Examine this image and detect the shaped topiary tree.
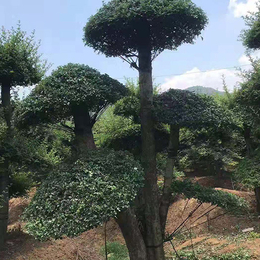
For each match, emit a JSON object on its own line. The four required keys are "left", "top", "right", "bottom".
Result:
{"left": 154, "top": 89, "right": 233, "bottom": 229}
{"left": 18, "top": 63, "right": 126, "bottom": 153}
{"left": 23, "top": 149, "right": 144, "bottom": 240}
{"left": 84, "top": 1, "right": 208, "bottom": 259}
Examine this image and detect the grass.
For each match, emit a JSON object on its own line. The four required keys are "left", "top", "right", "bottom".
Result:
{"left": 102, "top": 239, "right": 253, "bottom": 260}
{"left": 100, "top": 241, "right": 129, "bottom": 260}
{"left": 170, "top": 249, "right": 251, "bottom": 260}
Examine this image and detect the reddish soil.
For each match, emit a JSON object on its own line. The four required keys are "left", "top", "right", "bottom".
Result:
{"left": 1, "top": 178, "right": 260, "bottom": 260}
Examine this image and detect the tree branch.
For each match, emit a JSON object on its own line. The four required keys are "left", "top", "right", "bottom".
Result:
{"left": 60, "top": 122, "right": 74, "bottom": 132}
{"left": 152, "top": 50, "right": 163, "bottom": 61}
{"left": 120, "top": 56, "right": 139, "bottom": 71}
{"left": 164, "top": 202, "right": 203, "bottom": 242}
{"left": 160, "top": 125, "right": 180, "bottom": 232}
{"left": 125, "top": 52, "right": 139, "bottom": 58}
{"left": 90, "top": 103, "right": 109, "bottom": 127}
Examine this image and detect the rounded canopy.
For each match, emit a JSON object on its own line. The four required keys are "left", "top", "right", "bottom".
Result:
{"left": 40, "top": 63, "right": 126, "bottom": 111}
{"left": 23, "top": 149, "right": 144, "bottom": 240}
{"left": 154, "top": 89, "right": 231, "bottom": 128}
{"left": 84, "top": 0, "right": 208, "bottom": 57}
{"left": 18, "top": 63, "right": 126, "bottom": 127}
{"left": 243, "top": 20, "right": 260, "bottom": 50}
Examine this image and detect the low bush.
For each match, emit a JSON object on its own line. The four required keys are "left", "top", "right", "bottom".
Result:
{"left": 172, "top": 179, "right": 248, "bottom": 213}
{"left": 9, "top": 171, "right": 35, "bottom": 197}
{"left": 23, "top": 149, "right": 144, "bottom": 240}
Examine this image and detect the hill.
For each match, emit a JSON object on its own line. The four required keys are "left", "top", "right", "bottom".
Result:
{"left": 186, "top": 86, "right": 225, "bottom": 96}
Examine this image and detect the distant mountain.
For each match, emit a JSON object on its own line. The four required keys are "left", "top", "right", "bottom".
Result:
{"left": 185, "top": 86, "right": 225, "bottom": 96}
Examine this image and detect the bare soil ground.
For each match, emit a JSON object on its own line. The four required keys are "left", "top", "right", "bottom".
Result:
{"left": 1, "top": 177, "right": 260, "bottom": 260}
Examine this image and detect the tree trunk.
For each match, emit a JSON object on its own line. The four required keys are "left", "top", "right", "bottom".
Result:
{"left": 72, "top": 104, "right": 96, "bottom": 154}
{"left": 0, "top": 162, "right": 9, "bottom": 250}
{"left": 255, "top": 187, "right": 260, "bottom": 215}
{"left": 1, "top": 83, "right": 11, "bottom": 130}
{"left": 138, "top": 32, "right": 165, "bottom": 259}
{"left": 116, "top": 208, "right": 148, "bottom": 260}
{"left": 160, "top": 125, "right": 180, "bottom": 233}
{"left": 0, "top": 83, "right": 11, "bottom": 249}
{"left": 243, "top": 124, "right": 253, "bottom": 157}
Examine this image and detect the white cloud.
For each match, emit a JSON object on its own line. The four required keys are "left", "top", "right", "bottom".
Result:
{"left": 160, "top": 67, "right": 240, "bottom": 93}
{"left": 238, "top": 50, "right": 260, "bottom": 64}
{"left": 238, "top": 54, "right": 251, "bottom": 65}
{"left": 229, "top": 0, "right": 258, "bottom": 18}
{"left": 160, "top": 51, "right": 260, "bottom": 93}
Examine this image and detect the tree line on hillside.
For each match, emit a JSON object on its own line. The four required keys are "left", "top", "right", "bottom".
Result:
{"left": 1, "top": 1, "right": 260, "bottom": 259}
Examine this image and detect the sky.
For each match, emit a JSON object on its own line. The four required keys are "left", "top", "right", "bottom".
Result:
{"left": 0, "top": 0, "right": 260, "bottom": 94}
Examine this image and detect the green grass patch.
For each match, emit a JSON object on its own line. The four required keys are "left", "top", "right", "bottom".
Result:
{"left": 170, "top": 250, "right": 251, "bottom": 260}
{"left": 100, "top": 241, "right": 129, "bottom": 260}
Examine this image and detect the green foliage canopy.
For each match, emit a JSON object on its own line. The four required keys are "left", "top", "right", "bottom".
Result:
{"left": 235, "top": 149, "right": 260, "bottom": 188}
{"left": 23, "top": 149, "right": 144, "bottom": 240}
{"left": 241, "top": 4, "right": 260, "bottom": 50}
{"left": 113, "top": 79, "right": 160, "bottom": 124}
{"left": 154, "top": 89, "right": 232, "bottom": 129}
{"left": 172, "top": 179, "right": 248, "bottom": 212}
{"left": 84, "top": 0, "right": 208, "bottom": 57}
{"left": 114, "top": 95, "right": 140, "bottom": 123}
{"left": 0, "top": 23, "right": 47, "bottom": 86}
{"left": 18, "top": 63, "right": 127, "bottom": 127}
{"left": 235, "top": 61, "right": 260, "bottom": 122}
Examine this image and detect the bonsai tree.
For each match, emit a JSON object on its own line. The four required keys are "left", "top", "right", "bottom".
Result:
{"left": 0, "top": 23, "right": 47, "bottom": 248}
{"left": 84, "top": 1, "right": 208, "bottom": 259}
{"left": 115, "top": 87, "right": 238, "bottom": 176}
{"left": 18, "top": 63, "right": 126, "bottom": 153}
{"left": 154, "top": 89, "right": 235, "bottom": 229}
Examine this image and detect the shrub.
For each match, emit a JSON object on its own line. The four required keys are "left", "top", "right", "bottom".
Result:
{"left": 172, "top": 180, "right": 248, "bottom": 213}
{"left": 23, "top": 149, "right": 144, "bottom": 240}
{"left": 9, "top": 172, "right": 35, "bottom": 197}
{"left": 234, "top": 149, "right": 260, "bottom": 189}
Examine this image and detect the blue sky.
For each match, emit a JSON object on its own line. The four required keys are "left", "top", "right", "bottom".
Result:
{"left": 0, "top": 0, "right": 259, "bottom": 93}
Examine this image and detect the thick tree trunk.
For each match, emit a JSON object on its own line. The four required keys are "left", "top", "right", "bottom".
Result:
{"left": 160, "top": 125, "right": 179, "bottom": 233}
{"left": 243, "top": 124, "right": 253, "bottom": 157}
{"left": 0, "top": 162, "right": 9, "bottom": 250}
{"left": 254, "top": 187, "right": 260, "bottom": 215}
{"left": 138, "top": 36, "right": 165, "bottom": 259}
{"left": 1, "top": 84, "right": 12, "bottom": 129}
{"left": 72, "top": 104, "right": 96, "bottom": 153}
{"left": 0, "top": 83, "right": 11, "bottom": 249}
{"left": 116, "top": 208, "right": 148, "bottom": 260}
